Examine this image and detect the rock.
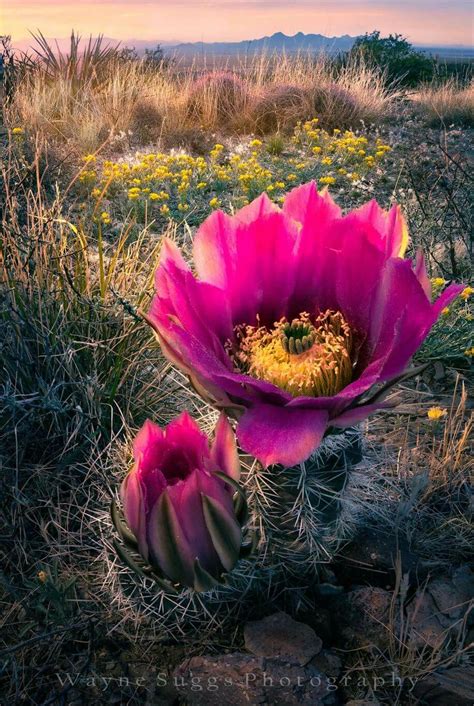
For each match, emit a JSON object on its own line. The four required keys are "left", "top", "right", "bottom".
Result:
{"left": 310, "top": 649, "right": 342, "bottom": 677}
{"left": 406, "top": 590, "right": 449, "bottom": 649}
{"left": 244, "top": 611, "right": 323, "bottom": 666}
{"left": 413, "top": 665, "right": 474, "bottom": 705}
{"left": 332, "top": 587, "right": 396, "bottom": 651}
{"left": 333, "top": 526, "right": 424, "bottom": 589}
{"left": 428, "top": 565, "right": 474, "bottom": 620}
{"left": 173, "top": 652, "right": 337, "bottom": 706}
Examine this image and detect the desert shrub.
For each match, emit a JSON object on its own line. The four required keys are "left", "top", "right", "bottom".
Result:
{"left": 311, "top": 83, "right": 360, "bottom": 130}
{"left": 250, "top": 84, "right": 313, "bottom": 134}
{"left": 348, "top": 31, "right": 434, "bottom": 86}
{"left": 413, "top": 80, "right": 474, "bottom": 127}
{"left": 28, "top": 30, "right": 121, "bottom": 89}
{"left": 130, "top": 96, "right": 163, "bottom": 142}
{"left": 184, "top": 70, "right": 249, "bottom": 128}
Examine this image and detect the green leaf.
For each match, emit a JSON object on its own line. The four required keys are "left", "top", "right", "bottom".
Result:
{"left": 148, "top": 491, "right": 194, "bottom": 587}
{"left": 201, "top": 494, "right": 241, "bottom": 572}
{"left": 212, "top": 470, "right": 249, "bottom": 526}
{"left": 110, "top": 499, "right": 138, "bottom": 550}
{"left": 112, "top": 539, "right": 149, "bottom": 579}
{"left": 192, "top": 558, "right": 220, "bottom": 592}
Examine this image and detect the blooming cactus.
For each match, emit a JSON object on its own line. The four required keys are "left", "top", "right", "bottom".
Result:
{"left": 147, "top": 182, "right": 462, "bottom": 468}
{"left": 119, "top": 411, "right": 243, "bottom": 590}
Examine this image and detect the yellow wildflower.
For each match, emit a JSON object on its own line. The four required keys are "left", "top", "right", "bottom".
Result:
{"left": 209, "top": 197, "right": 220, "bottom": 208}
{"left": 441, "top": 307, "right": 450, "bottom": 316}
{"left": 427, "top": 407, "right": 447, "bottom": 421}
{"left": 160, "top": 204, "right": 170, "bottom": 215}
{"left": 12, "top": 127, "right": 24, "bottom": 135}
{"left": 460, "top": 286, "right": 473, "bottom": 300}
{"left": 319, "top": 176, "right": 336, "bottom": 185}
{"left": 432, "top": 277, "right": 446, "bottom": 287}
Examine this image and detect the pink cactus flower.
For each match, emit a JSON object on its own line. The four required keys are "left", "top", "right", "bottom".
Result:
{"left": 120, "top": 411, "right": 242, "bottom": 588}
{"left": 147, "top": 182, "right": 462, "bottom": 468}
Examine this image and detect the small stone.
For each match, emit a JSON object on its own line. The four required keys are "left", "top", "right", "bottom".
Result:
{"left": 173, "top": 652, "right": 336, "bottom": 706}
{"left": 244, "top": 611, "right": 323, "bottom": 665}
{"left": 310, "top": 649, "right": 342, "bottom": 677}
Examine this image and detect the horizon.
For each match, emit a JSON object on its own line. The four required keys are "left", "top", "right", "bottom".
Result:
{"left": 9, "top": 30, "right": 474, "bottom": 51}
{"left": 4, "top": 1, "right": 474, "bottom": 47}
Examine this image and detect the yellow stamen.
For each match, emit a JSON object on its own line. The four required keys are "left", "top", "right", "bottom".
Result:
{"left": 230, "top": 311, "right": 353, "bottom": 397}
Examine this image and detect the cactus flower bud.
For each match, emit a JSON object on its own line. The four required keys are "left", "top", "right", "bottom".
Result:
{"left": 118, "top": 411, "right": 244, "bottom": 590}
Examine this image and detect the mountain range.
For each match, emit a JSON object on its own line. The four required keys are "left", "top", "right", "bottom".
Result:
{"left": 169, "top": 32, "right": 358, "bottom": 56}
{"left": 12, "top": 32, "right": 473, "bottom": 59}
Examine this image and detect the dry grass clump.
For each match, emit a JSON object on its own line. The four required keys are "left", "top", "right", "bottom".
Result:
{"left": 184, "top": 70, "right": 250, "bottom": 129}
{"left": 413, "top": 80, "right": 474, "bottom": 127}
{"left": 250, "top": 83, "right": 313, "bottom": 134}
{"left": 311, "top": 83, "right": 360, "bottom": 130}
{"left": 130, "top": 96, "right": 164, "bottom": 143}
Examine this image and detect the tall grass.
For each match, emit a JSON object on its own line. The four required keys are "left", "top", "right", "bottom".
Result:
{"left": 5, "top": 37, "right": 398, "bottom": 152}
{"left": 0, "top": 147, "right": 173, "bottom": 466}
{"left": 412, "top": 79, "right": 474, "bottom": 126}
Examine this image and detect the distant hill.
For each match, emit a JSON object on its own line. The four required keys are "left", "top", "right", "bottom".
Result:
{"left": 168, "top": 32, "right": 358, "bottom": 57}
{"left": 12, "top": 32, "right": 473, "bottom": 61}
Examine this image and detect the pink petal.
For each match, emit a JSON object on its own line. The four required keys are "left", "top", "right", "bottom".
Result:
{"left": 236, "top": 403, "right": 329, "bottom": 468}
{"left": 331, "top": 401, "right": 393, "bottom": 428}
{"left": 354, "top": 200, "right": 409, "bottom": 257}
{"left": 283, "top": 182, "right": 342, "bottom": 315}
{"left": 193, "top": 199, "right": 300, "bottom": 326}
{"left": 210, "top": 412, "right": 240, "bottom": 481}
{"left": 432, "top": 282, "right": 464, "bottom": 317}
{"left": 164, "top": 411, "right": 209, "bottom": 466}
{"left": 413, "top": 250, "right": 431, "bottom": 298}
{"left": 120, "top": 469, "right": 149, "bottom": 559}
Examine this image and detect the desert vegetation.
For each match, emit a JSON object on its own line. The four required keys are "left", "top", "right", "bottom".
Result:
{"left": 0, "top": 30, "right": 473, "bottom": 706}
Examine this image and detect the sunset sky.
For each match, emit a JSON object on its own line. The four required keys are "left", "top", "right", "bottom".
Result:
{"left": 2, "top": 0, "right": 473, "bottom": 47}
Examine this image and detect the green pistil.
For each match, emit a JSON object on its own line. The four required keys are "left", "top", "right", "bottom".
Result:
{"left": 280, "top": 321, "right": 316, "bottom": 355}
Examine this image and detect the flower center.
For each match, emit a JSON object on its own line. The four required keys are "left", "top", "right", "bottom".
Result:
{"left": 230, "top": 311, "right": 353, "bottom": 397}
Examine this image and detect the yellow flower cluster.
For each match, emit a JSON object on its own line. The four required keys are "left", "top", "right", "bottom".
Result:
{"left": 81, "top": 125, "right": 391, "bottom": 224}
{"left": 293, "top": 119, "right": 391, "bottom": 184}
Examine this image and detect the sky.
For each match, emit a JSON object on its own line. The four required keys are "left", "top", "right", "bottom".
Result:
{"left": 2, "top": 0, "right": 473, "bottom": 47}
